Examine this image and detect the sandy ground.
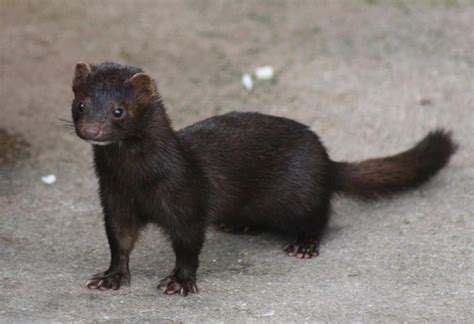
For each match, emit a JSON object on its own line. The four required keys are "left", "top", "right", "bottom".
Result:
{"left": 1, "top": 0, "right": 473, "bottom": 322}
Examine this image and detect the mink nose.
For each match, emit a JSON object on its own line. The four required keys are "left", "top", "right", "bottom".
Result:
{"left": 82, "top": 127, "right": 100, "bottom": 139}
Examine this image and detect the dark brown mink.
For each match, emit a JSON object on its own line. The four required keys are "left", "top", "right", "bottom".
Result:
{"left": 70, "top": 62, "right": 457, "bottom": 296}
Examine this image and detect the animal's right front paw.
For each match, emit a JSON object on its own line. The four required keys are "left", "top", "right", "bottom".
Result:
{"left": 86, "top": 270, "right": 130, "bottom": 291}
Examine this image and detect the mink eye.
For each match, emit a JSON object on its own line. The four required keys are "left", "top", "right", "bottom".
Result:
{"left": 113, "top": 107, "right": 124, "bottom": 118}
{"left": 78, "top": 102, "right": 85, "bottom": 112}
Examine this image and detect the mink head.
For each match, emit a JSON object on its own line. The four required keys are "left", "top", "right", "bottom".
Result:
{"left": 71, "top": 62, "right": 159, "bottom": 145}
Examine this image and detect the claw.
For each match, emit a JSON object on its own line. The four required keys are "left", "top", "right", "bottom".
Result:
{"left": 285, "top": 238, "right": 320, "bottom": 259}
{"left": 86, "top": 271, "right": 129, "bottom": 291}
{"left": 158, "top": 274, "right": 198, "bottom": 296}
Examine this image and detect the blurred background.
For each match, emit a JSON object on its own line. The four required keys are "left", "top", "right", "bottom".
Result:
{"left": 1, "top": 1, "right": 473, "bottom": 322}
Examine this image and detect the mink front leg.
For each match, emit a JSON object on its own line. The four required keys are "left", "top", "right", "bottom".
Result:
{"left": 158, "top": 224, "right": 205, "bottom": 296}
{"left": 86, "top": 209, "right": 139, "bottom": 291}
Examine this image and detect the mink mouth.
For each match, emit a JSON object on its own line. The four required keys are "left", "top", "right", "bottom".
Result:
{"left": 75, "top": 129, "right": 117, "bottom": 146}
{"left": 86, "top": 139, "right": 114, "bottom": 146}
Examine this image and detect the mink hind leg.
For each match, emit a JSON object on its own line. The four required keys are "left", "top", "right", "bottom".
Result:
{"left": 283, "top": 201, "right": 330, "bottom": 259}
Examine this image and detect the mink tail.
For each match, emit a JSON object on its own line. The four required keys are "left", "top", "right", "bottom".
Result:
{"left": 332, "top": 129, "right": 457, "bottom": 200}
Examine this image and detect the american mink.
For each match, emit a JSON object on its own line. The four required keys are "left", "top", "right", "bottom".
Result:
{"left": 71, "top": 62, "right": 456, "bottom": 296}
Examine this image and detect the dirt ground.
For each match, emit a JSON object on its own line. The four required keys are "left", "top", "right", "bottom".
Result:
{"left": 1, "top": 0, "right": 473, "bottom": 322}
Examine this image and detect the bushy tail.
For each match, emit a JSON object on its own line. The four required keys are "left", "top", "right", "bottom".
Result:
{"left": 332, "top": 129, "right": 457, "bottom": 200}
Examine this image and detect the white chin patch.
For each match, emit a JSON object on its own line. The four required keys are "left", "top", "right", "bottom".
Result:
{"left": 86, "top": 140, "right": 113, "bottom": 146}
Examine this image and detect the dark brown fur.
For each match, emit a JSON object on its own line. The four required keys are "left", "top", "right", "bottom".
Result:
{"left": 71, "top": 62, "right": 456, "bottom": 296}
{"left": 333, "top": 130, "right": 457, "bottom": 199}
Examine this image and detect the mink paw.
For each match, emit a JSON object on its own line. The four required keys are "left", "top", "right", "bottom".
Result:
{"left": 158, "top": 274, "right": 198, "bottom": 296}
{"left": 285, "top": 239, "right": 319, "bottom": 259}
{"left": 86, "top": 271, "right": 130, "bottom": 291}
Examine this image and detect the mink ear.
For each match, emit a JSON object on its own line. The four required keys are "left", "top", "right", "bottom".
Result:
{"left": 72, "top": 62, "right": 91, "bottom": 93}
{"left": 128, "top": 73, "right": 157, "bottom": 102}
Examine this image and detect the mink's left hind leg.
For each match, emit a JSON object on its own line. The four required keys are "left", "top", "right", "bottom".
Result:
{"left": 285, "top": 237, "right": 320, "bottom": 259}
{"left": 283, "top": 202, "right": 330, "bottom": 259}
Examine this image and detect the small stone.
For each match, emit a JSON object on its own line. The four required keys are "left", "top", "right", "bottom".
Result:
{"left": 241, "top": 73, "right": 253, "bottom": 92}
{"left": 255, "top": 66, "right": 274, "bottom": 80}
{"left": 418, "top": 97, "right": 432, "bottom": 106}
{"left": 257, "top": 310, "right": 275, "bottom": 317}
{"left": 41, "top": 174, "right": 57, "bottom": 184}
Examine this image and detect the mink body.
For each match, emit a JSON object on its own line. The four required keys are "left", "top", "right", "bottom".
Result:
{"left": 71, "top": 62, "right": 456, "bottom": 295}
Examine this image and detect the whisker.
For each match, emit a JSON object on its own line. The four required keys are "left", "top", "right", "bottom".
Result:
{"left": 57, "top": 118, "right": 76, "bottom": 132}
{"left": 58, "top": 118, "right": 74, "bottom": 125}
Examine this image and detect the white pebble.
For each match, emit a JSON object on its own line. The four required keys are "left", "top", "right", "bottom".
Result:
{"left": 41, "top": 174, "right": 56, "bottom": 184}
{"left": 255, "top": 66, "right": 274, "bottom": 80}
{"left": 258, "top": 310, "right": 275, "bottom": 317}
{"left": 241, "top": 73, "right": 253, "bottom": 92}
